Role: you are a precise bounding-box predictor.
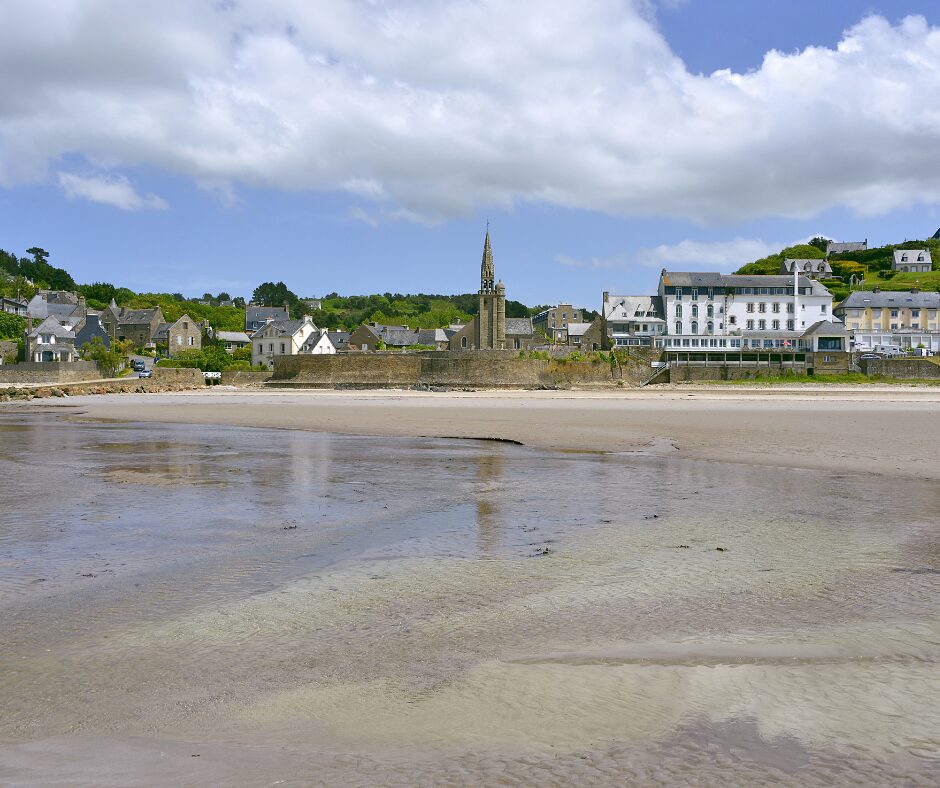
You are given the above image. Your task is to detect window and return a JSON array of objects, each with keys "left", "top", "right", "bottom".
[
  {"left": 746, "top": 303, "right": 755, "bottom": 313},
  {"left": 821, "top": 305, "right": 827, "bottom": 313},
  {"left": 706, "top": 304, "right": 713, "bottom": 318},
  {"left": 706, "top": 321, "right": 714, "bottom": 334},
  {"left": 674, "top": 322, "right": 682, "bottom": 335},
  {"left": 691, "top": 321, "right": 699, "bottom": 334},
  {"left": 902, "top": 253, "right": 908, "bottom": 261},
  {"left": 183, "top": 322, "right": 189, "bottom": 329},
  {"left": 746, "top": 319, "right": 754, "bottom": 330},
  {"left": 691, "top": 289, "right": 698, "bottom": 300},
  {"left": 787, "top": 319, "right": 794, "bottom": 330},
  {"left": 891, "top": 309, "right": 899, "bottom": 317},
  {"left": 891, "top": 323, "right": 898, "bottom": 330},
  {"left": 676, "top": 305, "right": 683, "bottom": 318},
  {"left": 691, "top": 305, "right": 698, "bottom": 317},
  {"left": 514, "top": 338, "right": 521, "bottom": 349},
  {"left": 758, "top": 319, "right": 766, "bottom": 330},
  {"left": 772, "top": 320, "right": 780, "bottom": 330},
  {"left": 280, "top": 343, "right": 286, "bottom": 354},
  {"left": 787, "top": 303, "right": 794, "bottom": 313},
  {"left": 461, "top": 336, "right": 468, "bottom": 348},
  {"left": 758, "top": 303, "right": 767, "bottom": 313},
  {"left": 268, "top": 343, "right": 274, "bottom": 352},
  {"left": 772, "top": 303, "right": 780, "bottom": 313},
  {"left": 728, "top": 315, "right": 736, "bottom": 325},
  {"left": 176, "top": 335, "right": 182, "bottom": 346},
  {"left": 675, "top": 288, "right": 683, "bottom": 299},
  {"left": 912, "top": 309, "right": 920, "bottom": 317},
  {"left": 188, "top": 336, "right": 195, "bottom": 346}
]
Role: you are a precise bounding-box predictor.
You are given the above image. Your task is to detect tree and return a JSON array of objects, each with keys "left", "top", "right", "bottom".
[
  {"left": 217, "top": 292, "right": 231, "bottom": 302},
  {"left": 0, "top": 312, "right": 26, "bottom": 340},
  {"left": 252, "top": 281, "right": 301, "bottom": 316},
  {"left": 808, "top": 236, "right": 831, "bottom": 254},
  {"left": 81, "top": 336, "right": 124, "bottom": 377}
]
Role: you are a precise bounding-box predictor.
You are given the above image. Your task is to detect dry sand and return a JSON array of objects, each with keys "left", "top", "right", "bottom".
[{"left": 26, "top": 384, "right": 940, "bottom": 480}]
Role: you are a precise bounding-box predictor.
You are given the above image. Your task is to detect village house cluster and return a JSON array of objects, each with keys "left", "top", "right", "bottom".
[{"left": 3, "top": 231, "right": 939, "bottom": 375}]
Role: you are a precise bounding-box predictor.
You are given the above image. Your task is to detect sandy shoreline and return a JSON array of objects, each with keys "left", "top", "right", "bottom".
[{"left": 12, "top": 385, "right": 940, "bottom": 481}]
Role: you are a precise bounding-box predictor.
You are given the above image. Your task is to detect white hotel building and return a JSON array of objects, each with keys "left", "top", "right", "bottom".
[{"left": 605, "top": 270, "right": 844, "bottom": 358}]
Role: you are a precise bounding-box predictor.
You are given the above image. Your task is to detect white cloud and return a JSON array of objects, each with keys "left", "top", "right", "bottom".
[
  {"left": 58, "top": 172, "right": 168, "bottom": 211},
  {"left": 4, "top": 3, "right": 940, "bottom": 223},
  {"left": 635, "top": 237, "right": 783, "bottom": 269}
]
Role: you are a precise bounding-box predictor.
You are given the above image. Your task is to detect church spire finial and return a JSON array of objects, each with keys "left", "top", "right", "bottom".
[{"left": 481, "top": 224, "right": 495, "bottom": 293}]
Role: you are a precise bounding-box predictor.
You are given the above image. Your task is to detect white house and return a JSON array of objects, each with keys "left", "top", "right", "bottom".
[
  {"left": 250, "top": 316, "right": 317, "bottom": 368},
  {"left": 602, "top": 294, "right": 666, "bottom": 347},
  {"left": 300, "top": 329, "right": 337, "bottom": 355}
]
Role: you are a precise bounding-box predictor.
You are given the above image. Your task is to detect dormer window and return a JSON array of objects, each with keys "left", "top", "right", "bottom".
[
  {"left": 902, "top": 254, "right": 908, "bottom": 261},
  {"left": 918, "top": 253, "right": 924, "bottom": 261}
]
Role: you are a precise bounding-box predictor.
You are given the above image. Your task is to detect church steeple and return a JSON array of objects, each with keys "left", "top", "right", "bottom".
[{"left": 480, "top": 226, "right": 495, "bottom": 294}]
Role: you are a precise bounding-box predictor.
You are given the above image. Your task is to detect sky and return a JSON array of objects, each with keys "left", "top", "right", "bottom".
[{"left": 3, "top": 0, "right": 940, "bottom": 308}]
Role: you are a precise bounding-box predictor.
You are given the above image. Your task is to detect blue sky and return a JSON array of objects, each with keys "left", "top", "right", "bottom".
[{"left": 2, "top": 0, "right": 940, "bottom": 308}]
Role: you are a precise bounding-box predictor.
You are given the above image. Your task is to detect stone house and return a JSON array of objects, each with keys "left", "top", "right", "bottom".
[
  {"left": 155, "top": 314, "right": 202, "bottom": 356},
  {"left": 100, "top": 303, "right": 165, "bottom": 347},
  {"left": 251, "top": 316, "right": 317, "bottom": 368},
  {"left": 26, "top": 316, "right": 78, "bottom": 362},
  {"left": 603, "top": 293, "right": 666, "bottom": 347},
  {"left": 26, "top": 291, "right": 86, "bottom": 327},
  {"left": 826, "top": 240, "right": 867, "bottom": 256},
  {"left": 532, "top": 303, "right": 583, "bottom": 343},
  {"left": 246, "top": 305, "right": 289, "bottom": 332},
  {"left": 892, "top": 249, "right": 932, "bottom": 273}
]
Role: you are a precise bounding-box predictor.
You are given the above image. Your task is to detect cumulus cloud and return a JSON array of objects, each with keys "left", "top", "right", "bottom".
[
  {"left": 635, "top": 237, "right": 783, "bottom": 269},
  {"left": 4, "top": 2, "right": 940, "bottom": 223},
  {"left": 57, "top": 172, "right": 168, "bottom": 211}
]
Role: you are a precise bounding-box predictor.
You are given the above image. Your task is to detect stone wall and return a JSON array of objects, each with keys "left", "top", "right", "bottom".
[
  {"left": 270, "top": 350, "right": 660, "bottom": 389},
  {"left": 860, "top": 358, "right": 940, "bottom": 379},
  {"left": 0, "top": 360, "right": 102, "bottom": 385},
  {"left": 221, "top": 369, "right": 271, "bottom": 386},
  {"left": 0, "top": 366, "right": 204, "bottom": 400}
]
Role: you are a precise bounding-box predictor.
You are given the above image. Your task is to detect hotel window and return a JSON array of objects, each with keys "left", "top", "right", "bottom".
[
  {"left": 675, "top": 288, "right": 683, "bottom": 299},
  {"left": 772, "top": 320, "right": 780, "bottom": 330},
  {"left": 706, "top": 304, "right": 713, "bottom": 318},
  {"left": 891, "top": 323, "right": 898, "bottom": 330},
  {"left": 728, "top": 315, "right": 736, "bottom": 325},
  {"left": 691, "top": 289, "right": 698, "bottom": 300},
  {"left": 912, "top": 309, "right": 920, "bottom": 317},
  {"left": 675, "top": 322, "right": 682, "bottom": 335},
  {"left": 758, "top": 303, "right": 767, "bottom": 313},
  {"left": 758, "top": 320, "right": 766, "bottom": 330},
  {"left": 787, "top": 303, "right": 794, "bottom": 313},
  {"left": 691, "top": 321, "right": 699, "bottom": 334},
  {"left": 772, "top": 303, "right": 780, "bottom": 313},
  {"left": 912, "top": 323, "right": 919, "bottom": 329},
  {"left": 746, "top": 303, "right": 755, "bottom": 313},
  {"left": 891, "top": 309, "right": 898, "bottom": 317},
  {"left": 787, "top": 319, "right": 794, "bottom": 330},
  {"left": 719, "top": 339, "right": 727, "bottom": 347},
  {"left": 746, "top": 319, "right": 754, "bottom": 330},
  {"left": 676, "top": 305, "right": 683, "bottom": 318},
  {"left": 691, "top": 339, "right": 699, "bottom": 347},
  {"left": 709, "top": 339, "right": 717, "bottom": 347},
  {"left": 691, "top": 305, "right": 698, "bottom": 317},
  {"left": 706, "top": 322, "right": 714, "bottom": 335}
]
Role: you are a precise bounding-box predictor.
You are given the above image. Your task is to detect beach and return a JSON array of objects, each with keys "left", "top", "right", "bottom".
[{"left": 1, "top": 388, "right": 939, "bottom": 785}]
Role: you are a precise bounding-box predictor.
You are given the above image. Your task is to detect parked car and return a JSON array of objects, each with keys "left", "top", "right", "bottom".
[
  {"left": 858, "top": 354, "right": 881, "bottom": 361},
  {"left": 138, "top": 369, "right": 153, "bottom": 378},
  {"left": 131, "top": 359, "right": 146, "bottom": 372}
]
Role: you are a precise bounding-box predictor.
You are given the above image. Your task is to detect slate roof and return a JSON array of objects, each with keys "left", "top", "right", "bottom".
[
  {"left": 605, "top": 295, "right": 666, "bottom": 321},
  {"left": 802, "top": 320, "right": 849, "bottom": 337},
  {"left": 826, "top": 241, "right": 867, "bottom": 255},
  {"left": 565, "top": 322, "right": 592, "bottom": 337},
  {"left": 249, "top": 318, "right": 311, "bottom": 339},
  {"left": 246, "top": 306, "right": 289, "bottom": 325},
  {"left": 216, "top": 331, "right": 251, "bottom": 343},
  {"left": 506, "top": 317, "right": 535, "bottom": 336},
  {"left": 327, "top": 331, "right": 351, "bottom": 349},
  {"left": 836, "top": 290, "right": 940, "bottom": 310},
  {"left": 662, "top": 272, "right": 822, "bottom": 289},
  {"left": 781, "top": 258, "right": 832, "bottom": 274},
  {"left": 118, "top": 308, "right": 161, "bottom": 325},
  {"left": 28, "top": 316, "right": 75, "bottom": 339},
  {"left": 73, "top": 315, "right": 110, "bottom": 349},
  {"left": 892, "top": 249, "right": 932, "bottom": 267}
]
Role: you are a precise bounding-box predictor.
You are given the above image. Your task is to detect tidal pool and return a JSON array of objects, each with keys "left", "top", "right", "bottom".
[{"left": 0, "top": 412, "right": 938, "bottom": 785}]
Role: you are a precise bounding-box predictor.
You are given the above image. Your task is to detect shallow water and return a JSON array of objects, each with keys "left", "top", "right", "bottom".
[{"left": 0, "top": 412, "right": 938, "bottom": 785}]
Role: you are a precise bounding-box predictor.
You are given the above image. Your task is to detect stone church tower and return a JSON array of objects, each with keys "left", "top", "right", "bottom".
[{"left": 475, "top": 228, "right": 506, "bottom": 349}]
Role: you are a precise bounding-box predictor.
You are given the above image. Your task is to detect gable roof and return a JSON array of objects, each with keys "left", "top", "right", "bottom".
[
  {"left": 327, "top": 331, "right": 351, "bottom": 348},
  {"left": 246, "top": 306, "right": 289, "bottom": 324},
  {"left": 893, "top": 249, "right": 932, "bottom": 265},
  {"left": 73, "top": 315, "right": 109, "bottom": 349},
  {"left": 604, "top": 295, "right": 665, "bottom": 321},
  {"left": 801, "top": 319, "right": 848, "bottom": 337},
  {"left": 118, "top": 307, "right": 162, "bottom": 325},
  {"left": 826, "top": 240, "right": 867, "bottom": 255},
  {"left": 836, "top": 290, "right": 940, "bottom": 310},
  {"left": 781, "top": 258, "right": 832, "bottom": 274},
  {"left": 249, "top": 318, "right": 312, "bottom": 339},
  {"left": 216, "top": 331, "right": 251, "bottom": 343},
  {"left": 28, "top": 315, "right": 75, "bottom": 339},
  {"left": 565, "top": 322, "right": 593, "bottom": 337}
]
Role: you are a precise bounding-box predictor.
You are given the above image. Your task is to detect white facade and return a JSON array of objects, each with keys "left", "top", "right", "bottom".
[
  {"left": 892, "top": 249, "right": 932, "bottom": 273},
  {"left": 656, "top": 271, "right": 836, "bottom": 352},
  {"left": 251, "top": 317, "right": 316, "bottom": 369},
  {"left": 301, "top": 331, "right": 337, "bottom": 355},
  {"left": 603, "top": 294, "right": 666, "bottom": 347}
]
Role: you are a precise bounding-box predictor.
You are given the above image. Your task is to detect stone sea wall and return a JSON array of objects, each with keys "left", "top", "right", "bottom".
[
  {"left": 220, "top": 369, "right": 272, "bottom": 386},
  {"left": 860, "top": 358, "right": 940, "bottom": 379},
  {"left": 0, "top": 361, "right": 102, "bottom": 385},
  {"left": 0, "top": 366, "right": 204, "bottom": 400},
  {"left": 269, "top": 350, "right": 660, "bottom": 389}
]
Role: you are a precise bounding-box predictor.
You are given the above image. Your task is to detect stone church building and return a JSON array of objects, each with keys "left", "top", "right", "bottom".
[{"left": 449, "top": 230, "right": 537, "bottom": 351}]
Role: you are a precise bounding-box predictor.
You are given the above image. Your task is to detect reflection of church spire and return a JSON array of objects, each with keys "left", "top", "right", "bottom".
[{"left": 481, "top": 226, "right": 494, "bottom": 294}]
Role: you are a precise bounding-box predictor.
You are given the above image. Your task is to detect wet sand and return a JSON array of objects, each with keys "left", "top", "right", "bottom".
[{"left": 1, "top": 390, "right": 939, "bottom": 785}]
